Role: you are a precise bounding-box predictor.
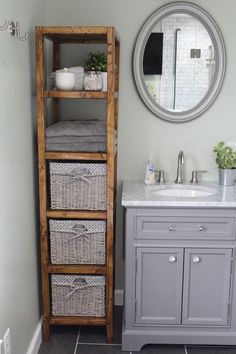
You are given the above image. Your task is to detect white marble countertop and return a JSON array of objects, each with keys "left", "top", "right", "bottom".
[{"left": 122, "top": 181, "right": 236, "bottom": 208}]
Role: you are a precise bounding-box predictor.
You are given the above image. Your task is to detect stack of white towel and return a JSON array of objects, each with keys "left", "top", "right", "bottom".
[{"left": 46, "top": 120, "right": 107, "bottom": 152}]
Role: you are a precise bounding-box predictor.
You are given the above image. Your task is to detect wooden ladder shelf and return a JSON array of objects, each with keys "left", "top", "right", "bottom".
[{"left": 35, "top": 26, "right": 120, "bottom": 343}]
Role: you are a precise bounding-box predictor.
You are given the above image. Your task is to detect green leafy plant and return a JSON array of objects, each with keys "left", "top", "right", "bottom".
[
  {"left": 213, "top": 141, "right": 236, "bottom": 169},
  {"left": 84, "top": 51, "right": 107, "bottom": 72}
]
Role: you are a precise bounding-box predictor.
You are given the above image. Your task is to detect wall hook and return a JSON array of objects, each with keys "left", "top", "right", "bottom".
[
  {"left": 9, "top": 21, "right": 16, "bottom": 36},
  {"left": 0, "top": 20, "right": 29, "bottom": 41}
]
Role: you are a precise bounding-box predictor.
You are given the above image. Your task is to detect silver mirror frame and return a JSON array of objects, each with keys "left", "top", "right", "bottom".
[{"left": 133, "top": 1, "right": 226, "bottom": 123}]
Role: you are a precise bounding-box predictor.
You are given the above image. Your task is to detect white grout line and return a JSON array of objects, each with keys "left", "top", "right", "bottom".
[
  {"left": 73, "top": 328, "right": 81, "bottom": 354},
  {"left": 76, "top": 328, "right": 81, "bottom": 345},
  {"left": 184, "top": 345, "right": 188, "bottom": 354}
]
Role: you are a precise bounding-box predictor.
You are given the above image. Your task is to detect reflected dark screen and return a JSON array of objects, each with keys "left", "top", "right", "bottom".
[{"left": 143, "top": 33, "right": 163, "bottom": 75}]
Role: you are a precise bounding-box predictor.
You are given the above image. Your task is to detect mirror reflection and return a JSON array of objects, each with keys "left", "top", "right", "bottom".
[
  {"left": 144, "top": 14, "right": 215, "bottom": 112},
  {"left": 133, "top": 2, "right": 226, "bottom": 122}
]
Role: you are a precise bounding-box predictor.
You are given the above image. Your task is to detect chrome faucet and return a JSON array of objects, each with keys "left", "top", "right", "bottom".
[{"left": 175, "top": 150, "right": 184, "bottom": 184}]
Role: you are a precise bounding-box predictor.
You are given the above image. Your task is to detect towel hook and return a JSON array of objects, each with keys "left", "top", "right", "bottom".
[
  {"left": 0, "top": 20, "right": 29, "bottom": 41},
  {"left": 9, "top": 21, "right": 29, "bottom": 41}
]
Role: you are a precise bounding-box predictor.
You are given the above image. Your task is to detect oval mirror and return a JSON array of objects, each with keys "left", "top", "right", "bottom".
[{"left": 133, "top": 2, "right": 226, "bottom": 122}]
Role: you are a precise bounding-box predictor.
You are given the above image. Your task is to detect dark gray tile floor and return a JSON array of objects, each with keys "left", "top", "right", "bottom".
[
  {"left": 38, "top": 325, "right": 79, "bottom": 354},
  {"left": 186, "top": 346, "right": 236, "bottom": 354},
  {"left": 38, "top": 307, "right": 236, "bottom": 354}
]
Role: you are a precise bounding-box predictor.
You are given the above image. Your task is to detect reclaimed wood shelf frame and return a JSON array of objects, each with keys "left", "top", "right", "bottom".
[{"left": 35, "top": 26, "right": 120, "bottom": 343}]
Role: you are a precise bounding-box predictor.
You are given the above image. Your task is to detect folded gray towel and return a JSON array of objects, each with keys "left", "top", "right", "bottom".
[
  {"left": 46, "top": 120, "right": 106, "bottom": 137},
  {"left": 46, "top": 142, "right": 106, "bottom": 152},
  {"left": 46, "top": 135, "right": 106, "bottom": 144}
]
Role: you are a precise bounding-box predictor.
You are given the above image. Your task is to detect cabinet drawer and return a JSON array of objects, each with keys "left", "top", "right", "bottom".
[{"left": 136, "top": 215, "right": 235, "bottom": 240}]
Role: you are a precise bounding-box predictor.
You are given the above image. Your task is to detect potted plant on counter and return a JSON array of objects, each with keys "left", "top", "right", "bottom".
[
  {"left": 83, "top": 51, "right": 107, "bottom": 91},
  {"left": 213, "top": 141, "right": 236, "bottom": 185}
]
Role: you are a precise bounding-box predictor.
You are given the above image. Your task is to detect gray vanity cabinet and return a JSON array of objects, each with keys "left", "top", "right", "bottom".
[{"left": 122, "top": 207, "right": 236, "bottom": 351}]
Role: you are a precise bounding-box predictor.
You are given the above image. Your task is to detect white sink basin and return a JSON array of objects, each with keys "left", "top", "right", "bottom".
[{"left": 153, "top": 185, "right": 217, "bottom": 198}]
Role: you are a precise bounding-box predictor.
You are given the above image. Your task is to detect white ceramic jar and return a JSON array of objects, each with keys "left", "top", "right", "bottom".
[{"left": 55, "top": 68, "right": 75, "bottom": 90}]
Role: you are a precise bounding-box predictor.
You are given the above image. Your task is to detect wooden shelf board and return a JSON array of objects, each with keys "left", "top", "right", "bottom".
[
  {"left": 44, "top": 90, "right": 107, "bottom": 99},
  {"left": 48, "top": 264, "right": 107, "bottom": 274},
  {"left": 47, "top": 210, "right": 107, "bottom": 220},
  {"left": 49, "top": 316, "right": 106, "bottom": 326},
  {"left": 37, "top": 26, "right": 120, "bottom": 44},
  {"left": 45, "top": 152, "right": 107, "bottom": 161},
  {"left": 38, "top": 26, "right": 107, "bottom": 40}
]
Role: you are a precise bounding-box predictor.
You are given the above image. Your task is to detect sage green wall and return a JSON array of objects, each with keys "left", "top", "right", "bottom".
[
  {"left": 44, "top": 0, "right": 236, "bottom": 290},
  {"left": 0, "top": 0, "right": 44, "bottom": 353}
]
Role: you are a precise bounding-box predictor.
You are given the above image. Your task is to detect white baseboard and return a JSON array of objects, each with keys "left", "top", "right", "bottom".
[
  {"left": 26, "top": 317, "right": 42, "bottom": 354},
  {"left": 114, "top": 289, "right": 124, "bottom": 306}
]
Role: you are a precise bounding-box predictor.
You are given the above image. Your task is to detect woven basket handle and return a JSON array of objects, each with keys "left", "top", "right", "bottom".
[
  {"left": 69, "top": 224, "right": 90, "bottom": 243},
  {"left": 72, "top": 224, "right": 87, "bottom": 235},
  {"left": 72, "top": 277, "right": 87, "bottom": 287},
  {"left": 66, "top": 277, "right": 98, "bottom": 299},
  {"left": 71, "top": 167, "right": 92, "bottom": 183},
  {"left": 59, "top": 224, "right": 91, "bottom": 244}
]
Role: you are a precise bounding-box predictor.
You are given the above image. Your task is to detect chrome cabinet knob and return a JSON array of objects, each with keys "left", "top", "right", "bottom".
[
  {"left": 169, "top": 256, "right": 177, "bottom": 263},
  {"left": 169, "top": 225, "right": 175, "bottom": 231},
  {"left": 199, "top": 226, "right": 205, "bottom": 231},
  {"left": 192, "top": 256, "right": 201, "bottom": 263}
]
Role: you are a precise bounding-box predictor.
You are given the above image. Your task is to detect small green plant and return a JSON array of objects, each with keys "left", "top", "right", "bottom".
[
  {"left": 213, "top": 141, "right": 236, "bottom": 169},
  {"left": 84, "top": 51, "right": 107, "bottom": 72}
]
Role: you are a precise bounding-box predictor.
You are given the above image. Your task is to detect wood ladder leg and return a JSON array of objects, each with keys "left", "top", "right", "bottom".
[
  {"left": 42, "top": 317, "right": 50, "bottom": 342},
  {"left": 106, "top": 323, "right": 113, "bottom": 344}
]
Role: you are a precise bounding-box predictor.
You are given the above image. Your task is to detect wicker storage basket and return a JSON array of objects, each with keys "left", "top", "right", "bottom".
[
  {"left": 49, "top": 162, "right": 107, "bottom": 210},
  {"left": 49, "top": 219, "right": 106, "bottom": 264},
  {"left": 51, "top": 274, "right": 105, "bottom": 317}
]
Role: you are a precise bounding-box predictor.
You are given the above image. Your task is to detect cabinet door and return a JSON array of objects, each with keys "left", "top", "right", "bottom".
[
  {"left": 182, "top": 248, "right": 232, "bottom": 326},
  {"left": 135, "top": 247, "right": 183, "bottom": 325}
]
